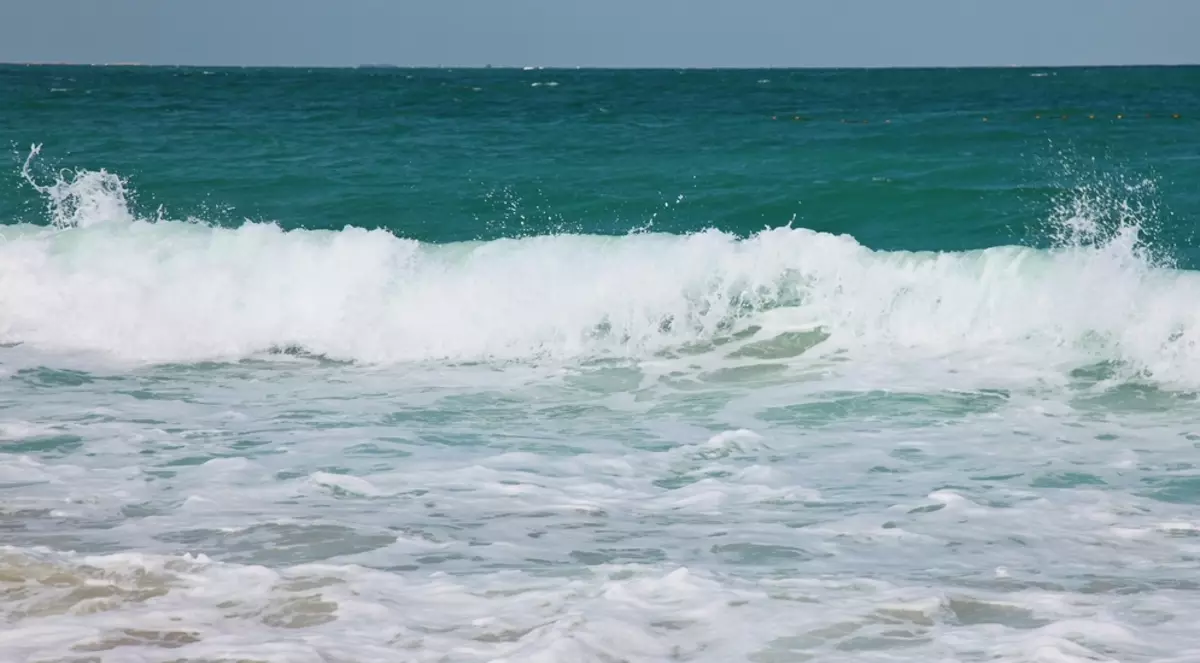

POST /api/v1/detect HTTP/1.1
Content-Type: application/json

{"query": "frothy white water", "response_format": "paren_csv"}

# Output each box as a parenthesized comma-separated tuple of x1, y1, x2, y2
(6, 148, 1200, 663)
(1, 156, 1197, 386)
(2, 389, 1199, 663)
(3, 544, 1196, 663)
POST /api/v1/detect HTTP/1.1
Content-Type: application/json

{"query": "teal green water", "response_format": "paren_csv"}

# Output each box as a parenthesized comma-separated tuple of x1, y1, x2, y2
(2, 66, 1200, 662)
(4, 66, 1199, 255)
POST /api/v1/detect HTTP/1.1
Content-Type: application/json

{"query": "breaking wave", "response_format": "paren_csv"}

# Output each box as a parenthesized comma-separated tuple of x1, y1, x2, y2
(2, 147, 1196, 384)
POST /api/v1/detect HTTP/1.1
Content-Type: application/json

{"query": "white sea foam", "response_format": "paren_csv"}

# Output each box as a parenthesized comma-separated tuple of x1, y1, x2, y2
(0, 545, 1195, 663)
(4, 135, 1200, 662)
(2, 152, 1197, 388)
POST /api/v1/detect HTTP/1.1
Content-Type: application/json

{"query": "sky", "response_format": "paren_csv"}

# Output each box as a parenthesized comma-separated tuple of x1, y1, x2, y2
(1, 0, 1198, 68)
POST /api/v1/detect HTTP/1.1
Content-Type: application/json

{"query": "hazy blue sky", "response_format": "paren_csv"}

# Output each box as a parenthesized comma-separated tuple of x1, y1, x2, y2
(2, 0, 1198, 68)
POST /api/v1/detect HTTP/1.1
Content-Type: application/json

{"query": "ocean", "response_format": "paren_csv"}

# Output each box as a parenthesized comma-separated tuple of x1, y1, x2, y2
(1, 64, 1200, 662)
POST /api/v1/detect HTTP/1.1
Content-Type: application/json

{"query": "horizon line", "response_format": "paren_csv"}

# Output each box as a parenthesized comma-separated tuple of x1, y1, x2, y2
(2, 61, 1199, 71)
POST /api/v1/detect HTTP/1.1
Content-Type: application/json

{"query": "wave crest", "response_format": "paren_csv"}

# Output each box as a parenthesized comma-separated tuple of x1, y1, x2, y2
(2, 150, 1196, 385)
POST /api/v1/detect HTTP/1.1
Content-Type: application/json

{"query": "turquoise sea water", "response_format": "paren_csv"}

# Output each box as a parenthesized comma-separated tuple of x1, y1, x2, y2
(2, 65, 1200, 662)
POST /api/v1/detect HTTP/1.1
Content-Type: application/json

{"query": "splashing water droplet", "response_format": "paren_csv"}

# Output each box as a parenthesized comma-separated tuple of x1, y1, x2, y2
(21, 144, 138, 230)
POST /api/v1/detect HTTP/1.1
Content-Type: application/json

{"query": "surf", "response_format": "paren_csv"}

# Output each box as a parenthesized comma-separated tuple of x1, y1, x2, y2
(2, 148, 1197, 388)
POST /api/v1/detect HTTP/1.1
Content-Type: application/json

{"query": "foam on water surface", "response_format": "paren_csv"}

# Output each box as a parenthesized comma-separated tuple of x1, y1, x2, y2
(3, 146, 1200, 662)
(1, 348, 1199, 662)
(3, 147, 1200, 389)
(3, 544, 1198, 663)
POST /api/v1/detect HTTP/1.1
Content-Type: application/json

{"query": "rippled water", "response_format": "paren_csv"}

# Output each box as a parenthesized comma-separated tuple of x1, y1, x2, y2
(5, 334, 1200, 661)
(3, 65, 1200, 662)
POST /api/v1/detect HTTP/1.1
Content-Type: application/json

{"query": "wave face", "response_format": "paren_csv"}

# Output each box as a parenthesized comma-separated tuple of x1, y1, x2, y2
(1, 158, 1196, 382)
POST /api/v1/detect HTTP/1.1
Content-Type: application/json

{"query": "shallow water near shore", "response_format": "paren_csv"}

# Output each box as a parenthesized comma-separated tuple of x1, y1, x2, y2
(2, 65, 1200, 662)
